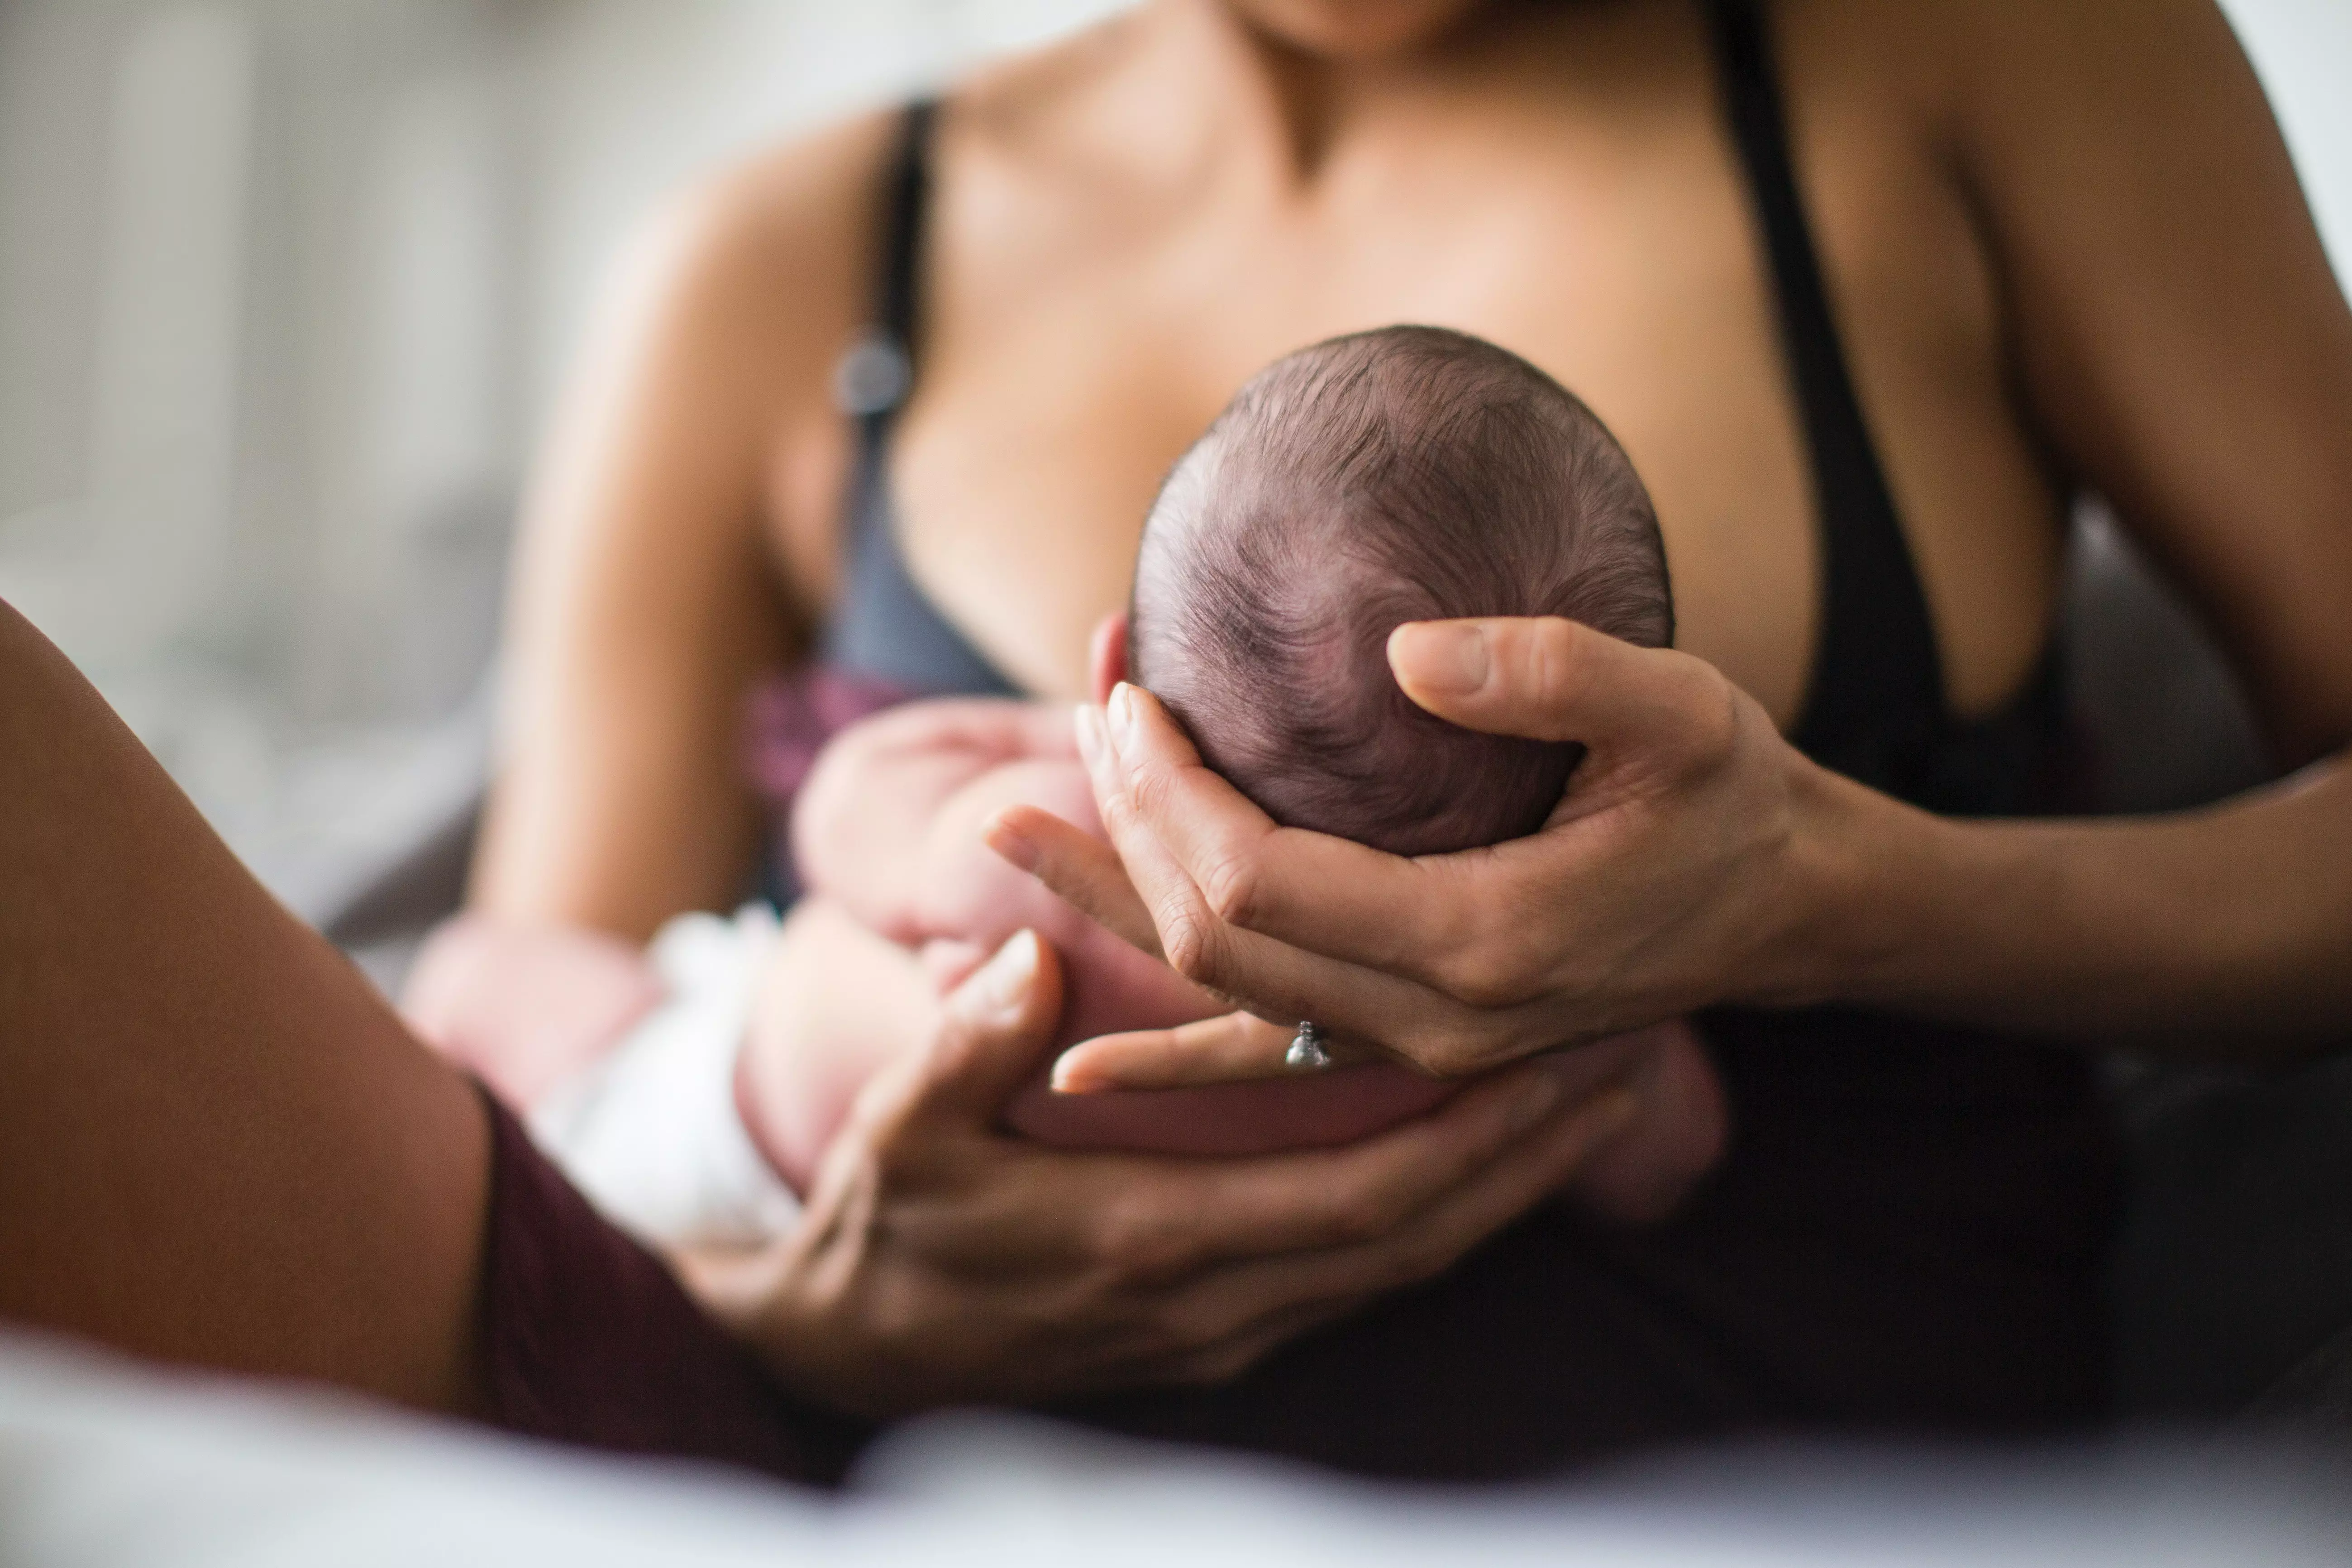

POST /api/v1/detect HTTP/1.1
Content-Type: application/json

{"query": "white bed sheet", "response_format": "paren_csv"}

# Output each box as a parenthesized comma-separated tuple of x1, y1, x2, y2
(4, 1331, 2346, 1568)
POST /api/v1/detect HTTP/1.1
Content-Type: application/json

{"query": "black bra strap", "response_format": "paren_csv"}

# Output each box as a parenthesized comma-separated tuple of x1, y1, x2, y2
(1701, 0, 1946, 772)
(836, 100, 938, 427)
(836, 100, 940, 536)
(876, 97, 938, 357)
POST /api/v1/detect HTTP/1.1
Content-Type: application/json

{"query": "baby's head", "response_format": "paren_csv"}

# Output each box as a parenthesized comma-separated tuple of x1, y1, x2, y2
(1127, 325, 1670, 857)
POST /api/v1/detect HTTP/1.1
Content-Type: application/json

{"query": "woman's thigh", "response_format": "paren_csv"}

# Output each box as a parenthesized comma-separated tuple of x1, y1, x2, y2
(0, 601, 488, 1413)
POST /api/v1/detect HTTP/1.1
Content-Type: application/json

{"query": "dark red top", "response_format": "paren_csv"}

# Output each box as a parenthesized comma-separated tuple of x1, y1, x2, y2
(473, 1091, 862, 1485)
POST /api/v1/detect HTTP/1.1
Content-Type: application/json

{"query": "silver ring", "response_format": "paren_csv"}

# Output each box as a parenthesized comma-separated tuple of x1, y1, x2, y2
(1285, 1022, 1331, 1072)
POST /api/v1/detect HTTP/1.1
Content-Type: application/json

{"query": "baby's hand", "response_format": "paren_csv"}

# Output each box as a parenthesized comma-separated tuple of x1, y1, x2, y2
(794, 699, 1092, 948)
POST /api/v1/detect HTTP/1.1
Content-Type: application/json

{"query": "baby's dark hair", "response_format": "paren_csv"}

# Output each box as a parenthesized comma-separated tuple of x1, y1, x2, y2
(1129, 325, 1670, 857)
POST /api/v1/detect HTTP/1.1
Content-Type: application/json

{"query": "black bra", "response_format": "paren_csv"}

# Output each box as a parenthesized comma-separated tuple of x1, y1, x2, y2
(800, 9, 2113, 1477)
(821, 0, 2066, 819)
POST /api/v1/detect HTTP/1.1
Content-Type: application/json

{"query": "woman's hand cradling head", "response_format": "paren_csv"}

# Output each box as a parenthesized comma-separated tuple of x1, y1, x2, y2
(677, 928, 1638, 1420)
(992, 616, 1865, 1090)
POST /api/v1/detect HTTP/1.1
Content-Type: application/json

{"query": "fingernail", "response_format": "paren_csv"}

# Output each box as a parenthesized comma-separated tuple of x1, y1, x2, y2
(975, 929, 1041, 1015)
(1048, 1048, 1099, 1094)
(1107, 683, 1139, 756)
(1074, 704, 1102, 765)
(984, 813, 1039, 873)
(1390, 623, 1489, 697)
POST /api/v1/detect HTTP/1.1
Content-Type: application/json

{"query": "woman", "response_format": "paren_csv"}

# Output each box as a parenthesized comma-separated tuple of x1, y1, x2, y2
(5, 0, 2349, 1482)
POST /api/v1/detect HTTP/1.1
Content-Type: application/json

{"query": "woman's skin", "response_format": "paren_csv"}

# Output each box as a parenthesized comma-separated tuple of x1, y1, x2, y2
(690, 930, 1638, 1418)
(0, 595, 1626, 1417)
(2, 0, 2344, 1431)
(1015, 614, 2352, 1101)
(447, 0, 2352, 1411)
(0, 601, 488, 1411)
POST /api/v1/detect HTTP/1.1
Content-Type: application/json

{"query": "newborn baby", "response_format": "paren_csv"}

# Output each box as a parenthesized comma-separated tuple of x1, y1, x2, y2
(750, 325, 1725, 1222)
(410, 326, 1727, 1232)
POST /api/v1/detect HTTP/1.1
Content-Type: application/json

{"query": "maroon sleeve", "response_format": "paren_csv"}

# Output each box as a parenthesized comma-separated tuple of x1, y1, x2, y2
(471, 1086, 868, 1485)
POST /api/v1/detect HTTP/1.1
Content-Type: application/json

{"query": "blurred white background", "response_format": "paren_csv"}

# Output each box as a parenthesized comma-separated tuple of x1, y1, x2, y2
(0, 0, 1124, 911)
(0, 0, 2346, 914)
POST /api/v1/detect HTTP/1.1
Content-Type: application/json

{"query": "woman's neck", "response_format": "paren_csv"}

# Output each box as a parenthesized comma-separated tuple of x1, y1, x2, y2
(1129, 0, 1549, 194)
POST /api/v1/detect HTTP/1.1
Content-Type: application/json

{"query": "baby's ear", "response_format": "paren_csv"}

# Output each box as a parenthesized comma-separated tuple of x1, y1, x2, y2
(1088, 612, 1131, 705)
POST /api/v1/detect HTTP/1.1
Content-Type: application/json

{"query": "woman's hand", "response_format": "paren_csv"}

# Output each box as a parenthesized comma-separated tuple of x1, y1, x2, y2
(678, 929, 1639, 1419)
(992, 616, 1863, 1088)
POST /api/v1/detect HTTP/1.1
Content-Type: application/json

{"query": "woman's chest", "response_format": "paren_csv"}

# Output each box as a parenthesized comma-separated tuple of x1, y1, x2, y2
(857, 51, 2063, 724)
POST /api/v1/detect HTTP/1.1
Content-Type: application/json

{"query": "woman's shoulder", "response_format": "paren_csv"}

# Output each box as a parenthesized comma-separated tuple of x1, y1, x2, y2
(600, 14, 1142, 403)
(1773, 0, 2235, 129)
(604, 110, 903, 393)
(677, 10, 1139, 251)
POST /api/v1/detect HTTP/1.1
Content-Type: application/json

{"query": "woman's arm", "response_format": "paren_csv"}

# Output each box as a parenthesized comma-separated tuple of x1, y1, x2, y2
(0, 601, 490, 1412)
(1005, 620, 2347, 1097)
(1765, 0, 2352, 1050)
(1946, 0, 2352, 767)
(0, 594, 1634, 1427)
(470, 119, 894, 941)
(1377, 623, 2352, 1053)
(1000, 0, 2352, 1076)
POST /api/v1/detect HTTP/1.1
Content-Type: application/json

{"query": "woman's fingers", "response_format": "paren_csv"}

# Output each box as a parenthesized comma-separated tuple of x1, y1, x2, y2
(730, 963, 1639, 1410)
(1150, 922, 1493, 1071)
(1157, 1073, 1641, 1368)
(998, 703, 1531, 1065)
(1075, 683, 1542, 1004)
(904, 1059, 1569, 1282)
(987, 784, 1417, 1046)
(1124, 1063, 1589, 1267)
(897, 929, 1067, 1127)
(1063, 886, 1521, 1078)
(1075, 692, 1246, 982)
(1388, 616, 1733, 772)
(1050, 1011, 1369, 1092)
(986, 805, 1163, 957)
(1095, 686, 1441, 960)
(1050, 1013, 1298, 1092)
(935, 1063, 1568, 1280)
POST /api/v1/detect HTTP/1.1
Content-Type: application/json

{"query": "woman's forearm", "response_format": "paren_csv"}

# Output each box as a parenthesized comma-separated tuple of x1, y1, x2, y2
(1794, 750, 2352, 1059)
(1022, 632, 2352, 1086)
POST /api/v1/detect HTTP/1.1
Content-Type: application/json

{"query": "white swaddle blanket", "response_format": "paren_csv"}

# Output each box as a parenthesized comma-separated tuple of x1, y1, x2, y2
(529, 905, 801, 1247)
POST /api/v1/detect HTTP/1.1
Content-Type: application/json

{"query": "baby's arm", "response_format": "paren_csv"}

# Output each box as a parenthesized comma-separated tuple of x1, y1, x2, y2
(750, 701, 1108, 1186)
(737, 898, 943, 1192)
